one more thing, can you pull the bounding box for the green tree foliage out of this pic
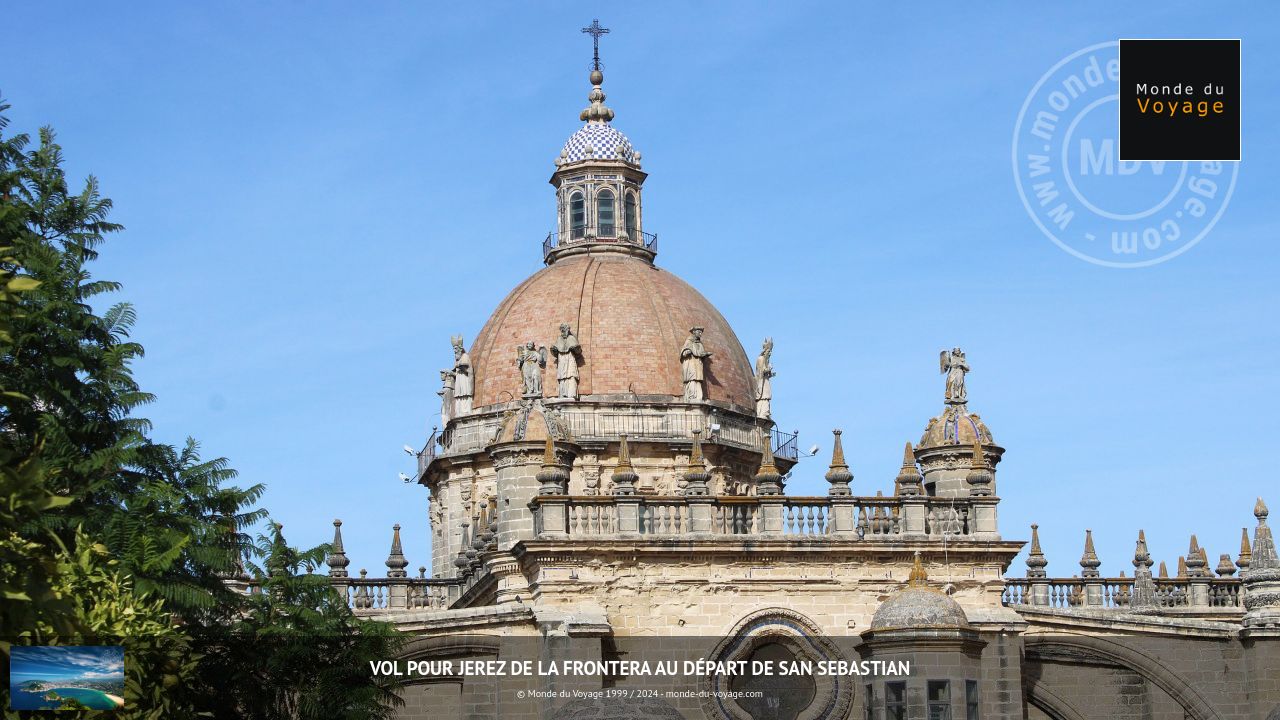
[200,524,405,720]
[1,95,404,717]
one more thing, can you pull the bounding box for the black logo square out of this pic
[1119,39,1240,161]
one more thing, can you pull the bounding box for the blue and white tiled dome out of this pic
[560,122,638,164]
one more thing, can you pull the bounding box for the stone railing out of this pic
[330,572,461,614]
[531,495,996,540]
[1002,577,1243,610]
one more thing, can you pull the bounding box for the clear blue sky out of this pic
[5,3,1278,580]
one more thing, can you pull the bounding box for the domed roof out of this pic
[870,587,971,630]
[871,556,970,630]
[919,405,995,450]
[469,252,755,410]
[560,122,638,164]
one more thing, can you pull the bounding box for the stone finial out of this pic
[385,524,408,578]
[1159,561,1169,579]
[754,432,783,496]
[1079,529,1101,578]
[1252,497,1278,571]
[1185,535,1207,577]
[453,522,471,571]
[1026,524,1048,579]
[418,566,427,579]
[1237,528,1252,571]
[327,519,350,578]
[536,436,568,495]
[966,440,993,497]
[824,430,853,496]
[611,434,639,496]
[1216,554,1237,577]
[1130,530,1157,610]
[908,550,929,587]
[894,441,924,497]
[682,430,711,496]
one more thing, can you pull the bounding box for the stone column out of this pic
[385,523,409,608]
[753,434,784,534]
[824,430,856,535]
[491,438,575,549]
[532,437,570,538]
[326,519,350,603]
[682,431,713,533]
[1026,524,1050,606]
[1079,529,1102,607]
[1185,534,1211,608]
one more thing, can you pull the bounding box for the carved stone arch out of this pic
[1024,680,1088,720]
[701,608,854,720]
[1023,633,1222,720]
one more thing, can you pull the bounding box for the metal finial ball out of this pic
[590,69,604,85]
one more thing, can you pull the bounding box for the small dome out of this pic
[871,587,971,630]
[919,405,994,449]
[871,555,971,630]
[561,122,638,164]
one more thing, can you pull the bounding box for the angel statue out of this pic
[550,323,582,399]
[940,347,969,405]
[754,337,775,419]
[451,336,473,415]
[516,341,548,397]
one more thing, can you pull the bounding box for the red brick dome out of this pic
[469,253,755,410]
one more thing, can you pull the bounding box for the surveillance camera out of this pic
[399,472,412,483]
[808,444,820,456]
[403,444,416,456]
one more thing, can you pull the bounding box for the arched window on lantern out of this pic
[597,189,616,237]
[625,191,638,237]
[570,192,586,239]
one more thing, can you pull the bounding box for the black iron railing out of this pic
[543,227,658,261]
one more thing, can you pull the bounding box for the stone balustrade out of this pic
[1002,577,1243,610]
[530,494,997,539]
[330,571,460,615]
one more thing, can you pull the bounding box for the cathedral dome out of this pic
[560,122,638,164]
[468,252,755,410]
[918,405,995,450]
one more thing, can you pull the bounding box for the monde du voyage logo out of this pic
[1013,40,1240,268]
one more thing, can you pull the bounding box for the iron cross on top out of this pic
[581,19,610,70]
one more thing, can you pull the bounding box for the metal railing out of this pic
[543,227,658,261]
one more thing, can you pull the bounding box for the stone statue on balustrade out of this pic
[681,327,712,401]
[755,337,775,418]
[940,347,969,405]
[516,341,548,397]
[451,336,474,415]
[437,369,455,428]
[550,323,582,399]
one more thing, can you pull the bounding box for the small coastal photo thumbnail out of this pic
[8,645,125,710]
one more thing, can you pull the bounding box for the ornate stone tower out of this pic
[417,34,797,583]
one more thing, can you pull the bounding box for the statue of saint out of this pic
[754,337,775,418]
[680,327,712,401]
[451,336,473,415]
[516,341,548,397]
[437,369,455,427]
[550,323,582,399]
[940,347,969,405]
